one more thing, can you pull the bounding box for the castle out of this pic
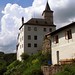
[17,1,75,65]
[16,1,56,61]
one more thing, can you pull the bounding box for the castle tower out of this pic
[42,1,53,24]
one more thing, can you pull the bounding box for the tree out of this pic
[21,53,29,61]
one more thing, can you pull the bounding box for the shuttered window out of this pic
[65,29,72,40]
[54,35,59,43]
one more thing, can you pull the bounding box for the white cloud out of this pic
[0,2,35,53]
[0,0,75,53]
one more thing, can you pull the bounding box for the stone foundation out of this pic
[41,65,62,75]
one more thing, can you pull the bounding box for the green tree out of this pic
[21,53,29,61]
[0,60,7,75]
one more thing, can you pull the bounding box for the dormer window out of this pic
[49,28,52,32]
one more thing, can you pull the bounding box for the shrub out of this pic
[7,60,21,70]
[21,53,29,61]
[55,64,75,75]
[31,69,43,75]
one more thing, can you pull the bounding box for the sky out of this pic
[0,0,75,53]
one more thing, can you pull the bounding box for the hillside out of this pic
[0,52,16,75]
[4,51,50,75]
[1,51,75,75]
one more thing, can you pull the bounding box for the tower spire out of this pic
[42,1,54,24]
[45,0,51,11]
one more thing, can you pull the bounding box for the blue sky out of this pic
[0,0,33,7]
[0,0,33,19]
[0,0,75,53]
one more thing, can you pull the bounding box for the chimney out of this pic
[22,17,24,25]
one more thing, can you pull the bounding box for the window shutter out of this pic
[56,35,58,43]
[54,35,59,44]
[69,29,72,39]
[65,29,72,40]
[65,31,68,40]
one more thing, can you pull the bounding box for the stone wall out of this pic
[41,65,62,75]
[42,34,51,54]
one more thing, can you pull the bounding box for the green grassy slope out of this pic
[4,51,49,75]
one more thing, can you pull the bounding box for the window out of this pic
[34,36,37,40]
[49,28,52,32]
[65,29,72,40]
[34,27,37,31]
[54,35,59,43]
[22,44,23,48]
[20,38,21,42]
[22,36,23,40]
[20,45,21,49]
[57,51,59,64]
[28,35,31,40]
[43,28,46,32]
[34,43,37,47]
[36,20,38,23]
[28,43,31,47]
[28,27,31,31]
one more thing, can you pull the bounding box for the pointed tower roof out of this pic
[42,1,54,24]
[42,1,53,16]
[45,1,51,11]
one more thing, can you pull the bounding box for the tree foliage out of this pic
[4,51,44,75]
[21,53,30,61]
[0,52,16,75]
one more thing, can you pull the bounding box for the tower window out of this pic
[43,28,46,32]
[34,36,37,40]
[65,29,72,40]
[36,20,38,23]
[28,27,31,31]
[49,28,52,32]
[28,35,31,40]
[34,43,37,47]
[28,43,31,47]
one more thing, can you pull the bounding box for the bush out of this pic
[55,64,75,75]
[7,60,21,70]
[4,51,45,75]
[4,60,21,75]
[31,69,43,75]
[21,53,29,61]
